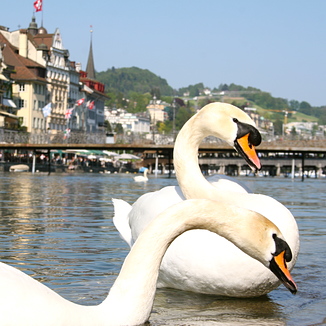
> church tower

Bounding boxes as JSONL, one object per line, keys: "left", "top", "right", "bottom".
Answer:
{"left": 86, "top": 27, "right": 96, "bottom": 79}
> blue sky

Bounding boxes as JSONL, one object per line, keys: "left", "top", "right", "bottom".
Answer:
{"left": 2, "top": 0, "right": 326, "bottom": 106}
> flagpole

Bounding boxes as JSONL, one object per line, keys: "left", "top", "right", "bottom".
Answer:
{"left": 41, "top": 0, "right": 44, "bottom": 26}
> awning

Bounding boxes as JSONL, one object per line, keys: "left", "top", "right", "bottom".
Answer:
{"left": 0, "top": 110, "right": 18, "bottom": 119}
{"left": 2, "top": 99, "right": 17, "bottom": 108}
{"left": 82, "top": 84, "right": 94, "bottom": 94}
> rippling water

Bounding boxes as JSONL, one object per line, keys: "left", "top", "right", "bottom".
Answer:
{"left": 0, "top": 173, "right": 325, "bottom": 325}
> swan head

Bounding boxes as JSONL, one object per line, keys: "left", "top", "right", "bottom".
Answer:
{"left": 233, "top": 117, "right": 262, "bottom": 171}
{"left": 214, "top": 205, "right": 297, "bottom": 294}
{"left": 269, "top": 233, "right": 297, "bottom": 294}
{"left": 196, "top": 102, "right": 262, "bottom": 171}
{"left": 244, "top": 220, "right": 297, "bottom": 294}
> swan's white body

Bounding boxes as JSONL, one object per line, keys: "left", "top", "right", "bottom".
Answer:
{"left": 113, "top": 102, "right": 300, "bottom": 297}
{"left": 0, "top": 199, "right": 296, "bottom": 326}
{"left": 133, "top": 168, "right": 148, "bottom": 182}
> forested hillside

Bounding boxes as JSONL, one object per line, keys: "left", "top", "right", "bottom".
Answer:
{"left": 96, "top": 67, "right": 326, "bottom": 126}
{"left": 96, "top": 67, "right": 174, "bottom": 96}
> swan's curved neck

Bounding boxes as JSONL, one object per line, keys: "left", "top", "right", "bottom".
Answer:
{"left": 101, "top": 200, "right": 268, "bottom": 325}
{"left": 174, "top": 113, "right": 217, "bottom": 199}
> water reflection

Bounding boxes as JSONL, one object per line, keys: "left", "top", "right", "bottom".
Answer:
{"left": 0, "top": 173, "right": 325, "bottom": 325}
{"left": 150, "top": 289, "right": 286, "bottom": 326}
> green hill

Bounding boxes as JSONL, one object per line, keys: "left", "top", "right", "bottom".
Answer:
{"left": 96, "top": 66, "right": 175, "bottom": 96}
{"left": 96, "top": 67, "right": 326, "bottom": 125}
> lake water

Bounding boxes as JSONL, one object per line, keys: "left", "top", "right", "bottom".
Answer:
{"left": 0, "top": 172, "right": 325, "bottom": 326}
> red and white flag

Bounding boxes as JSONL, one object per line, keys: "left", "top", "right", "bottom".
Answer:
{"left": 34, "top": 0, "right": 42, "bottom": 12}
{"left": 65, "top": 108, "right": 73, "bottom": 119}
{"left": 87, "top": 100, "right": 95, "bottom": 110}
{"left": 76, "top": 98, "right": 85, "bottom": 106}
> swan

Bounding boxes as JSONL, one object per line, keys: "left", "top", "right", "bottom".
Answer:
{"left": 113, "top": 102, "right": 300, "bottom": 297}
{"left": 0, "top": 199, "right": 297, "bottom": 326}
{"left": 133, "top": 168, "right": 148, "bottom": 182}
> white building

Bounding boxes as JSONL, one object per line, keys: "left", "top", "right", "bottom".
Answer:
{"left": 284, "top": 121, "right": 318, "bottom": 136}
{"left": 105, "top": 108, "right": 150, "bottom": 133}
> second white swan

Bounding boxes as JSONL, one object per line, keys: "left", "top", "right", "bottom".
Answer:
{"left": 113, "top": 102, "right": 299, "bottom": 297}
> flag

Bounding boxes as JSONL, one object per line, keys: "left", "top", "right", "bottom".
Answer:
{"left": 63, "top": 128, "right": 71, "bottom": 140}
{"left": 87, "top": 100, "right": 95, "bottom": 110}
{"left": 65, "top": 108, "right": 74, "bottom": 119}
{"left": 42, "top": 102, "right": 52, "bottom": 118}
{"left": 76, "top": 98, "right": 85, "bottom": 106}
{"left": 34, "top": 0, "right": 42, "bottom": 12}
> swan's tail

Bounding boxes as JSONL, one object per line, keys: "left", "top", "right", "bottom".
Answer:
{"left": 112, "top": 198, "right": 133, "bottom": 248}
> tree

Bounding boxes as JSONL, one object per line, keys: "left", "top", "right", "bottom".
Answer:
{"left": 290, "top": 126, "right": 297, "bottom": 139}
{"left": 151, "top": 87, "right": 161, "bottom": 100}
{"left": 220, "top": 84, "right": 229, "bottom": 91}
{"left": 157, "top": 121, "right": 172, "bottom": 134}
{"left": 114, "top": 123, "right": 124, "bottom": 134}
{"left": 178, "top": 83, "right": 204, "bottom": 97}
{"left": 289, "top": 100, "right": 300, "bottom": 111}
{"left": 274, "top": 119, "right": 283, "bottom": 136}
{"left": 127, "top": 92, "right": 150, "bottom": 113}
{"left": 318, "top": 111, "right": 326, "bottom": 125}
{"left": 312, "top": 124, "right": 318, "bottom": 137}
{"left": 299, "top": 101, "right": 312, "bottom": 115}
{"left": 175, "top": 106, "right": 194, "bottom": 130}
{"left": 104, "top": 120, "right": 112, "bottom": 132}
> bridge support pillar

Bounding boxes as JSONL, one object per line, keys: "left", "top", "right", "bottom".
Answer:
{"left": 298, "top": 163, "right": 303, "bottom": 177}
{"left": 162, "top": 163, "right": 165, "bottom": 174}
{"left": 276, "top": 163, "right": 281, "bottom": 176}
{"left": 237, "top": 164, "right": 242, "bottom": 176}
{"left": 317, "top": 164, "right": 323, "bottom": 178}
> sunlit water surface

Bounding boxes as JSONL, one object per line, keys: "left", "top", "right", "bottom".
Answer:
{"left": 0, "top": 173, "right": 325, "bottom": 326}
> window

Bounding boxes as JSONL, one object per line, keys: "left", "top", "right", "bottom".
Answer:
{"left": 18, "top": 99, "right": 25, "bottom": 108}
{"left": 19, "top": 84, "right": 25, "bottom": 92}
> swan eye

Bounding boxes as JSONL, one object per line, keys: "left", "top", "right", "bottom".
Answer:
{"left": 233, "top": 118, "right": 239, "bottom": 123}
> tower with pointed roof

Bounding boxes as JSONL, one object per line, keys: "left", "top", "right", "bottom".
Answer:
{"left": 86, "top": 28, "right": 96, "bottom": 79}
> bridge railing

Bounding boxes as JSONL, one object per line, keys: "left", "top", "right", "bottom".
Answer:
{"left": 0, "top": 129, "right": 325, "bottom": 147}
{"left": 0, "top": 130, "right": 106, "bottom": 145}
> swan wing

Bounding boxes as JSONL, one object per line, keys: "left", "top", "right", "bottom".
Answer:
{"left": 112, "top": 199, "right": 133, "bottom": 247}
{"left": 128, "top": 186, "right": 185, "bottom": 241}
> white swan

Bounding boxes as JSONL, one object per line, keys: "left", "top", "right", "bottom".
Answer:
{"left": 133, "top": 168, "right": 148, "bottom": 182}
{"left": 113, "top": 102, "right": 300, "bottom": 297}
{"left": 0, "top": 199, "right": 297, "bottom": 326}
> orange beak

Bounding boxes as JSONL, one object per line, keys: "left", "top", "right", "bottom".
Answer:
{"left": 270, "top": 251, "right": 297, "bottom": 294}
{"left": 234, "top": 133, "right": 261, "bottom": 171}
